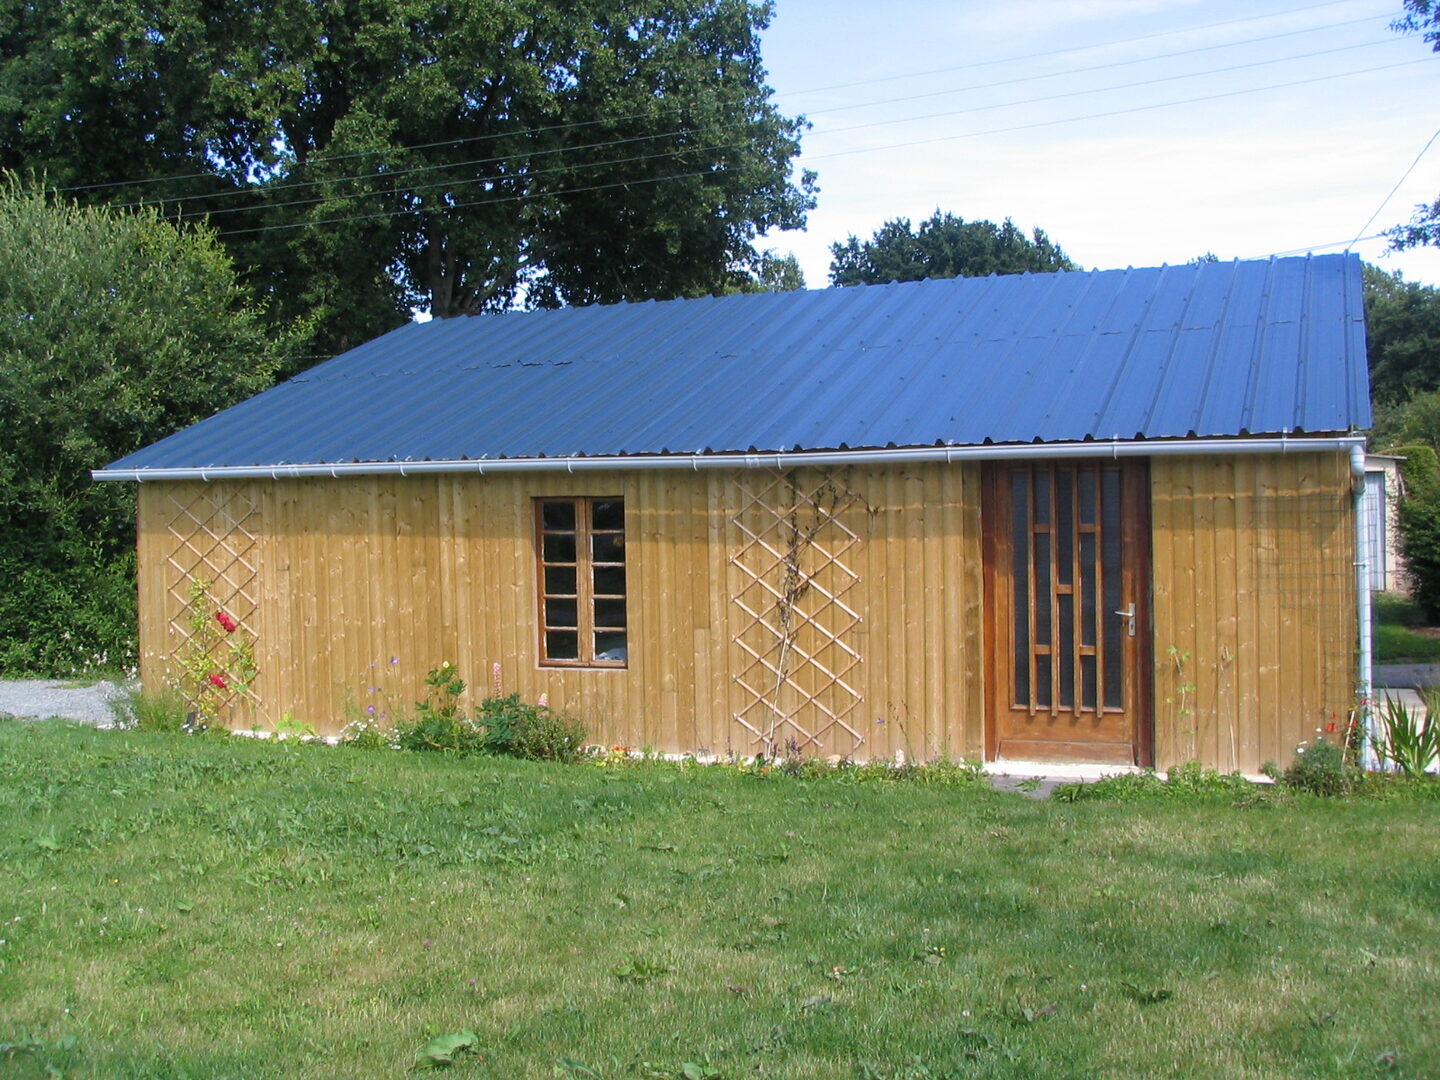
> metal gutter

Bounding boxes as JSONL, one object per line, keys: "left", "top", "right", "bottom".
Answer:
{"left": 94, "top": 435, "right": 1368, "bottom": 483}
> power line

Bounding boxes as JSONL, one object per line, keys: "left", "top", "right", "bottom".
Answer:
{"left": 1347, "top": 124, "right": 1440, "bottom": 249}
{"left": 807, "top": 38, "right": 1401, "bottom": 144}
{"left": 57, "top": 6, "right": 1387, "bottom": 202}
{"left": 135, "top": 35, "right": 1408, "bottom": 226}
{"left": 809, "top": 16, "right": 1383, "bottom": 118}
{"left": 213, "top": 58, "right": 1430, "bottom": 239}
{"left": 1260, "top": 232, "right": 1385, "bottom": 257}
{"left": 786, "top": 0, "right": 1370, "bottom": 96}
{"left": 805, "top": 58, "right": 1431, "bottom": 164}
{"left": 215, "top": 167, "right": 722, "bottom": 236}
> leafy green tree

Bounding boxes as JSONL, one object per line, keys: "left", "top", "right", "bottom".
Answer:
{"left": 1388, "top": 2, "right": 1440, "bottom": 250}
{"left": 0, "top": 185, "right": 286, "bottom": 674}
{"left": 0, "top": 1, "right": 815, "bottom": 363}
{"left": 1393, "top": 444, "right": 1440, "bottom": 620}
{"left": 1364, "top": 263, "right": 1440, "bottom": 406}
{"left": 829, "top": 211, "right": 1077, "bottom": 286}
{"left": 724, "top": 250, "right": 804, "bottom": 293}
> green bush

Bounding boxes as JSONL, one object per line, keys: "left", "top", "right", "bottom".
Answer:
{"left": 1394, "top": 446, "right": 1440, "bottom": 622}
{"left": 393, "top": 664, "right": 489, "bottom": 755}
{"left": 476, "top": 693, "right": 587, "bottom": 763}
{"left": 1279, "top": 738, "right": 1355, "bottom": 796}
{"left": 0, "top": 186, "right": 287, "bottom": 677}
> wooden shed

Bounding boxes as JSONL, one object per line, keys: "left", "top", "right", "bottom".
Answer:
{"left": 98, "top": 255, "right": 1373, "bottom": 774}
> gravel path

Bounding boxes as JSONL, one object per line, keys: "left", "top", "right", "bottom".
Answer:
{"left": 0, "top": 679, "right": 133, "bottom": 727}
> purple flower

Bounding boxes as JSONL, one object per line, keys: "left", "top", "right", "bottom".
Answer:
{"left": 366, "top": 705, "right": 376, "bottom": 715}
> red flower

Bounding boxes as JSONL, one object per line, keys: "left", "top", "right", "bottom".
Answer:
{"left": 207, "top": 672, "right": 228, "bottom": 690}
{"left": 215, "top": 611, "right": 238, "bottom": 633}
{"left": 1326, "top": 721, "right": 1338, "bottom": 734}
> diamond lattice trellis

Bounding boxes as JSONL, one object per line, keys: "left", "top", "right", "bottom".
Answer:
{"left": 729, "top": 469, "right": 866, "bottom": 756}
{"left": 161, "top": 486, "right": 263, "bottom": 722}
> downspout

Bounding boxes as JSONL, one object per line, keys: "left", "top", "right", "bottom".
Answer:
{"left": 1351, "top": 443, "right": 1376, "bottom": 768}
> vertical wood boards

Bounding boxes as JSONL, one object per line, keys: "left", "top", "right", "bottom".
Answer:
{"left": 134, "top": 449, "right": 1354, "bottom": 771}
{"left": 1149, "top": 453, "right": 1354, "bottom": 774}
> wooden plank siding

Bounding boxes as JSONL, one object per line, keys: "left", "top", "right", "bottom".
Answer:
{"left": 1148, "top": 453, "right": 1356, "bottom": 773}
{"left": 134, "top": 451, "right": 1355, "bottom": 772}
{"left": 137, "top": 464, "right": 985, "bottom": 758}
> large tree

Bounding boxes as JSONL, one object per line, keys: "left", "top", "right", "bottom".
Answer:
{"left": 0, "top": 1, "right": 815, "bottom": 361}
{"left": 1388, "top": 2, "right": 1440, "bottom": 251}
{"left": 829, "top": 210, "right": 1076, "bottom": 287}
{"left": 1364, "top": 262, "right": 1440, "bottom": 406}
{"left": 0, "top": 185, "right": 287, "bottom": 674}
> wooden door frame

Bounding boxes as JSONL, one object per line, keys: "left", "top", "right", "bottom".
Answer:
{"left": 980, "top": 460, "right": 1155, "bottom": 766}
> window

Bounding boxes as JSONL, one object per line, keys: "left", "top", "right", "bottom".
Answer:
{"left": 536, "top": 497, "right": 627, "bottom": 666}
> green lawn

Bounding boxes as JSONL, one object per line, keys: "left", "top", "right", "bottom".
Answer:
{"left": 1, "top": 720, "right": 1438, "bottom": 1080}
{"left": 1373, "top": 592, "right": 1440, "bottom": 664}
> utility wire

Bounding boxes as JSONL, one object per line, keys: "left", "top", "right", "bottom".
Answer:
{"left": 805, "top": 59, "right": 1431, "bottom": 162}
{"left": 788, "top": 0, "right": 1369, "bottom": 96}
{"left": 1347, "top": 124, "right": 1440, "bottom": 249}
{"left": 60, "top": 7, "right": 1386, "bottom": 200}
{"left": 1257, "top": 231, "right": 1386, "bottom": 257}
{"left": 809, "top": 38, "right": 1401, "bottom": 143}
{"left": 215, "top": 58, "right": 1430, "bottom": 238}
{"left": 104, "top": 17, "right": 1393, "bottom": 216}
{"left": 138, "top": 36, "right": 1408, "bottom": 224}
{"left": 810, "top": 17, "right": 1383, "bottom": 117}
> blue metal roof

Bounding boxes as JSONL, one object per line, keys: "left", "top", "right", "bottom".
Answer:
{"left": 104, "top": 254, "right": 1370, "bottom": 472}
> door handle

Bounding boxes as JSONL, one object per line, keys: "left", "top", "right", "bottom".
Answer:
{"left": 1114, "top": 603, "right": 1136, "bottom": 637}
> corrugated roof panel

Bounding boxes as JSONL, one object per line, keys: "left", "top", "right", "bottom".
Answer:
{"left": 104, "top": 254, "right": 1371, "bottom": 472}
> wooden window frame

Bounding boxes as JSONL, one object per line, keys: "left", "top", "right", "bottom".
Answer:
{"left": 534, "top": 496, "right": 627, "bottom": 669}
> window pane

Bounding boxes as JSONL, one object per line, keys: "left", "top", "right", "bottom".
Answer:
{"left": 592, "top": 531, "right": 625, "bottom": 563}
{"left": 545, "top": 597, "right": 578, "bottom": 629}
{"left": 1056, "top": 470, "right": 1073, "bottom": 585}
{"left": 1081, "top": 654, "right": 1097, "bottom": 712}
{"left": 542, "top": 501, "right": 576, "bottom": 530}
{"left": 543, "top": 532, "right": 577, "bottom": 563}
{"left": 591, "top": 499, "right": 624, "bottom": 531}
{"left": 1078, "top": 469, "right": 1096, "bottom": 525}
{"left": 1058, "top": 593, "right": 1074, "bottom": 709}
{"left": 545, "top": 565, "right": 577, "bottom": 595}
{"left": 594, "top": 564, "right": 626, "bottom": 597}
{"left": 594, "top": 631, "right": 627, "bottom": 661}
{"left": 1033, "top": 532, "right": 1051, "bottom": 647}
{"left": 1079, "top": 532, "right": 1096, "bottom": 647}
{"left": 1033, "top": 470, "right": 1051, "bottom": 526}
{"left": 595, "top": 598, "right": 626, "bottom": 629}
{"left": 546, "top": 630, "right": 579, "bottom": 660}
{"left": 1010, "top": 471, "right": 1030, "bottom": 707}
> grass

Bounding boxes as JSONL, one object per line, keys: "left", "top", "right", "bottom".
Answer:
{"left": 1, "top": 720, "right": 1438, "bottom": 1079}
{"left": 1373, "top": 591, "right": 1440, "bottom": 664}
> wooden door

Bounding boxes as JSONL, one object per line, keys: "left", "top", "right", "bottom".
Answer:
{"left": 983, "top": 461, "right": 1152, "bottom": 765}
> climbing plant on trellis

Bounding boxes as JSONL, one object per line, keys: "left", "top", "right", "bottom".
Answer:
{"left": 162, "top": 486, "right": 263, "bottom": 725}
{"left": 729, "top": 468, "right": 867, "bottom": 757}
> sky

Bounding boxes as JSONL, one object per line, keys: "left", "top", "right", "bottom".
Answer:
{"left": 755, "top": 0, "right": 1440, "bottom": 288}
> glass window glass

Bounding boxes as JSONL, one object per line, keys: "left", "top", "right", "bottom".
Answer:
{"left": 543, "top": 532, "right": 577, "bottom": 563}
{"left": 542, "top": 501, "right": 576, "bottom": 531}
{"left": 592, "top": 500, "right": 624, "bottom": 531}
{"left": 545, "top": 565, "right": 577, "bottom": 595}
{"left": 546, "top": 630, "right": 579, "bottom": 660}
{"left": 592, "top": 532, "right": 625, "bottom": 563}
